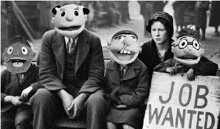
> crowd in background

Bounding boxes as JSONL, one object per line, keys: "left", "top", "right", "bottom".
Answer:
{"left": 81, "top": 1, "right": 131, "bottom": 32}
{"left": 81, "top": 1, "right": 220, "bottom": 41}
{"left": 172, "top": 1, "right": 220, "bottom": 40}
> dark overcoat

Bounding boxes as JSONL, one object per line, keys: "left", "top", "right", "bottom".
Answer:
{"left": 194, "top": 1, "right": 210, "bottom": 28}
{"left": 105, "top": 59, "right": 150, "bottom": 128}
{"left": 1, "top": 64, "right": 40, "bottom": 113}
{"left": 209, "top": 1, "right": 220, "bottom": 27}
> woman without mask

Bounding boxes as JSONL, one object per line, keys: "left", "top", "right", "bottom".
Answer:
{"left": 138, "top": 12, "right": 174, "bottom": 80}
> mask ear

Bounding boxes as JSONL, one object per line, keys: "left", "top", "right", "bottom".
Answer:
{"left": 52, "top": 5, "right": 61, "bottom": 14}
{"left": 51, "top": 17, "right": 55, "bottom": 25}
{"left": 171, "top": 46, "right": 174, "bottom": 53}
{"left": 200, "top": 48, "right": 204, "bottom": 54}
{"left": 107, "top": 41, "right": 111, "bottom": 46}
{"left": 83, "top": 7, "right": 90, "bottom": 15}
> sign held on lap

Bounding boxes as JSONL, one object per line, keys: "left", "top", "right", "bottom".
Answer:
{"left": 143, "top": 72, "right": 220, "bottom": 129}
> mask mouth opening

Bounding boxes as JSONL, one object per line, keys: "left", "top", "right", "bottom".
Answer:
{"left": 10, "top": 59, "right": 27, "bottom": 63}
{"left": 7, "top": 57, "right": 28, "bottom": 67}
{"left": 178, "top": 55, "right": 198, "bottom": 60}
{"left": 59, "top": 25, "right": 81, "bottom": 31}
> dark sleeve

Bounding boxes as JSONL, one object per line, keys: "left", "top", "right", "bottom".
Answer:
{"left": 119, "top": 64, "right": 150, "bottom": 107}
{"left": 30, "top": 64, "right": 42, "bottom": 92}
{"left": 1, "top": 70, "right": 8, "bottom": 102}
{"left": 138, "top": 44, "right": 147, "bottom": 65}
{"left": 103, "top": 61, "right": 111, "bottom": 94}
{"left": 154, "top": 59, "right": 173, "bottom": 72}
{"left": 191, "top": 56, "right": 218, "bottom": 76}
{"left": 78, "top": 35, "right": 104, "bottom": 94}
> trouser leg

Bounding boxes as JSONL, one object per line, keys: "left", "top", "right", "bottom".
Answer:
{"left": 1, "top": 113, "right": 15, "bottom": 129}
{"left": 30, "top": 88, "right": 63, "bottom": 129}
{"left": 86, "top": 90, "right": 109, "bottom": 129}
{"left": 15, "top": 106, "right": 33, "bottom": 129}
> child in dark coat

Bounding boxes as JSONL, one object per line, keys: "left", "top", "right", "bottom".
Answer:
{"left": 154, "top": 28, "right": 218, "bottom": 80}
{"left": 1, "top": 36, "right": 41, "bottom": 129}
{"left": 105, "top": 30, "right": 150, "bottom": 129}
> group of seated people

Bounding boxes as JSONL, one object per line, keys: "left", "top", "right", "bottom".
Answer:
{"left": 1, "top": 2, "right": 219, "bottom": 129}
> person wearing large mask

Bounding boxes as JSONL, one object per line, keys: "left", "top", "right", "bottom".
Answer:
{"left": 30, "top": 2, "right": 108, "bottom": 129}
{"left": 138, "top": 12, "right": 174, "bottom": 80}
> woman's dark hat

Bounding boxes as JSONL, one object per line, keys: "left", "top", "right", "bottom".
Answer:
{"left": 112, "top": 30, "right": 138, "bottom": 40}
{"left": 146, "top": 12, "right": 173, "bottom": 33}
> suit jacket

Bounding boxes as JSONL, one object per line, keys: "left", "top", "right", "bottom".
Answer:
{"left": 39, "top": 29, "right": 104, "bottom": 95}
{"left": 105, "top": 59, "right": 150, "bottom": 107}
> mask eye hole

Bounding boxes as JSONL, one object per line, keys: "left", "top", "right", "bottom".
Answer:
{"left": 131, "top": 35, "right": 137, "bottom": 41}
{"left": 22, "top": 47, "right": 28, "bottom": 55}
{"left": 193, "top": 40, "right": 200, "bottom": 50}
{"left": 118, "top": 35, "right": 122, "bottom": 40}
{"left": 119, "top": 35, "right": 126, "bottom": 41}
{"left": 113, "top": 36, "right": 118, "bottom": 40}
{"left": 74, "top": 11, "right": 79, "bottom": 16}
{"left": 7, "top": 46, "right": 13, "bottom": 54}
{"left": 61, "top": 11, "right": 65, "bottom": 17}
{"left": 179, "top": 40, "right": 188, "bottom": 49}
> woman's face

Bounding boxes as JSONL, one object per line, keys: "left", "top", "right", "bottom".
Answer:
{"left": 151, "top": 21, "right": 168, "bottom": 45}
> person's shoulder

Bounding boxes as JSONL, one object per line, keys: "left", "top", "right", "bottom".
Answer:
{"left": 106, "top": 60, "right": 117, "bottom": 70}
{"left": 82, "top": 29, "right": 100, "bottom": 39}
{"left": 43, "top": 29, "right": 56, "bottom": 37}
{"left": 1, "top": 69, "right": 10, "bottom": 77}
{"left": 141, "top": 40, "right": 153, "bottom": 48}
{"left": 133, "top": 58, "right": 147, "bottom": 69}
{"left": 140, "top": 40, "right": 154, "bottom": 54}
{"left": 42, "top": 29, "right": 58, "bottom": 41}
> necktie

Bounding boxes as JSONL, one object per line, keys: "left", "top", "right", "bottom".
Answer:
{"left": 67, "top": 38, "right": 75, "bottom": 54}
{"left": 121, "top": 66, "right": 126, "bottom": 77}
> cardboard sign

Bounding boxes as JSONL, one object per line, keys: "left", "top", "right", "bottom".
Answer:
{"left": 143, "top": 72, "right": 220, "bottom": 129}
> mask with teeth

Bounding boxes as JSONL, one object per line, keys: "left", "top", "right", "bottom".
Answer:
{"left": 108, "top": 30, "right": 140, "bottom": 65}
{"left": 3, "top": 36, "right": 36, "bottom": 74}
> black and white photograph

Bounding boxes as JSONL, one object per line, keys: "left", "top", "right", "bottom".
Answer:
{"left": 1, "top": 0, "right": 220, "bottom": 129}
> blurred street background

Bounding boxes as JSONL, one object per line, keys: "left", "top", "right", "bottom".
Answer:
{"left": 1, "top": 0, "right": 220, "bottom": 72}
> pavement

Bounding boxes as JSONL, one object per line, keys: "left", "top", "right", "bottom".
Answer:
{"left": 1, "top": 1, "right": 220, "bottom": 71}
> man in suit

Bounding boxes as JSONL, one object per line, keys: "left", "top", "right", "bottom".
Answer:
{"left": 30, "top": 2, "right": 108, "bottom": 129}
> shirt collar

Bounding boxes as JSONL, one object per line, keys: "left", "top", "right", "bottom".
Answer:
{"left": 64, "top": 37, "right": 78, "bottom": 45}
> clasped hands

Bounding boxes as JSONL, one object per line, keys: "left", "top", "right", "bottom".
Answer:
{"left": 58, "top": 89, "right": 86, "bottom": 119}
{"left": 110, "top": 87, "right": 127, "bottom": 109}
{"left": 4, "top": 86, "right": 33, "bottom": 106}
